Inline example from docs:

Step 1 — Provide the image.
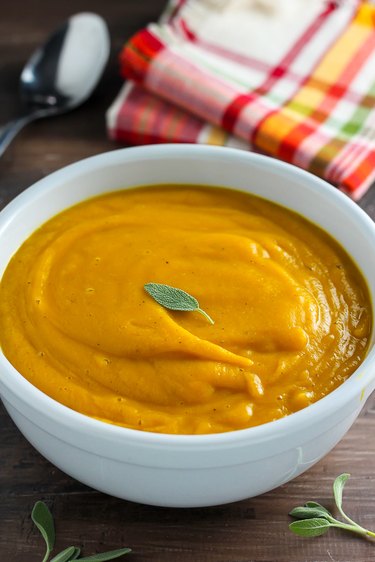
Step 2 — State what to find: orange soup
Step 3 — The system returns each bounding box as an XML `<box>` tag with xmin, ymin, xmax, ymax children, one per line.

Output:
<box><xmin>0</xmin><ymin>186</ymin><xmax>371</xmax><ymax>434</ymax></box>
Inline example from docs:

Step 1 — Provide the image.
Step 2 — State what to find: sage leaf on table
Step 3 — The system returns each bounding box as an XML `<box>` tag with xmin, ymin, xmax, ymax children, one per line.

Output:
<box><xmin>304</xmin><ymin>501</ymin><xmax>332</xmax><ymax>517</ymax></box>
<box><xmin>289</xmin><ymin>473</ymin><xmax>375</xmax><ymax>541</ymax></box>
<box><xmin>144</xmin><ymin>282</ymin><xmax>214</xmax><ymax>324</ymax></box>
<box><xmin>31</xmin><ymin>501</ymin><xmax>55</xmax><ymax>562</ymax></box>
<box><xmin>31</xmin><ymin>501</ymin><xmax>131</xmax><ymax>561</ymax></box>
<box><xmin>289</xmin><ymin>517</ymin><xmax>332</xmax><ymax>537</ymax></box>
<box><xmin>333</xmin><ymin>473</ymin><xmax>357</xmax><ymax>525</ymax></box>
<box><xmin>78</xmin><ymin>549</ymin><xmax>132</xmax><ymax>561</ymax></box>
<box><xmin>50</xmin><ymin>546</ymin><xmax>79</xmax><ymax>562</ymax></box>
<box><xmin>289</xmin><ymin>506</ymin><xmax>332</xmax><ymax>521</ymax></box>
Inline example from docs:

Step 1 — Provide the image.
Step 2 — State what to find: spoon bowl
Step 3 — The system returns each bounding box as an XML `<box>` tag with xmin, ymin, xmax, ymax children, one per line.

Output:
<box><xmin>0</xmin><ymin>13</ymin><xmax>110</xmax><ymax>157</ymax></box>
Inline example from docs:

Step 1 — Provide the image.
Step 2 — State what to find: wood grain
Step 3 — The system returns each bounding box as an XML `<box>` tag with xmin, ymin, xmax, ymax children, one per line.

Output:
<box><xmin>1</xmin><ymin>1</ymin><xmax>375</xmax><ymax>561</ymax></box>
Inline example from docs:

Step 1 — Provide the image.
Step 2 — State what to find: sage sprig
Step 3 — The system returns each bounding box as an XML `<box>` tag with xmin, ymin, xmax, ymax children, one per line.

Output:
<box><xmin>32</xmin><ymin>501</ymin><xmax>131</xmax><ymax>561</ymax></box>
<box><xmin>144</xmin><ymin>282</ymin><xmax>214</xmax><ymax>324</ymax></box>
<box><xmin>289</xmin><ymin>473</ymin><xmax>375</xmax><ymax>540</ymax></box>
<box><xmin>32</xmin><ymin>501</ymin><xmax>56</xmax><ymax>562</ymax></box>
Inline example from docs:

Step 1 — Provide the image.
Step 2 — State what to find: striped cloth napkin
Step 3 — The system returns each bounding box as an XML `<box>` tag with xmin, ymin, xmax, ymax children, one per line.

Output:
<box><xmin>107</xmin><ymin>0</ymin><xmax>375</xmax><ymax>199</ymax></box>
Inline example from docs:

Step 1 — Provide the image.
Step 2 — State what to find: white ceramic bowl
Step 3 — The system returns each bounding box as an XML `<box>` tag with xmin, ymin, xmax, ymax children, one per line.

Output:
<box><xmin>0</xmin><ymin>145</ymin><xmax>374</xmax><ymax>508</ymax></box>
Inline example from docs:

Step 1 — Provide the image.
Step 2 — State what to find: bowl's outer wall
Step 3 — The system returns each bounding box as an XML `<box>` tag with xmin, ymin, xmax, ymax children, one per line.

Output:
<box><xmin>2</xmin><ymin>397</ymin><xmax>362</xmax><ymax>507</ymax></box>
<box><xmin>0</xmin><ymin>145</ymin><xmax>375</xmax><ymax>506</ymax></box>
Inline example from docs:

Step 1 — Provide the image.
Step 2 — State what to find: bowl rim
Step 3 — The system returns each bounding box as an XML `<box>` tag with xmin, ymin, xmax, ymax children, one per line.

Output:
<box><xmin>1</xmin><ymin>143</ymin><xmax>374</xmax><ymax>448</ymax></box>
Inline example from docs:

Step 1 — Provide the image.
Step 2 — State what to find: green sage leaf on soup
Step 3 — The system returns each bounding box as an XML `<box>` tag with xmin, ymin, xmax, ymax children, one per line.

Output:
<box><xmin>31</xmin><ymin>501</ymin><xmax>55</xmax><ymax>561</ymax></box>
<box><xmin>78</xmin><ymin>547</ymin><xmax>132</xmax><ymax>561</ymax></box>
<box><xmin>289</xmin><ymin>517</ymin><xmax>331</xmax><ymax>537</ymax></box>
<box><xmin>144</xmin><ymin>282</ymin><xmax>214</xmax><ymax>324</ymax></box>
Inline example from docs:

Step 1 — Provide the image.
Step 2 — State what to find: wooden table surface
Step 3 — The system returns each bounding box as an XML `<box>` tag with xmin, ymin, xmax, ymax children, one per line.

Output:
<box><xmin>1</xmin><ymin>2</ymin><xmax>375</xmax><ymax>561</ymax></box>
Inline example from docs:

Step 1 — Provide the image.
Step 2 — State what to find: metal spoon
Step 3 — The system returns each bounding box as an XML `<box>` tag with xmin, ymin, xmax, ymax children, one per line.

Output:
<box><xmin>0</xmin><ymin>12</ymin><xmax>110</xmax><ymax>158</ymax></box>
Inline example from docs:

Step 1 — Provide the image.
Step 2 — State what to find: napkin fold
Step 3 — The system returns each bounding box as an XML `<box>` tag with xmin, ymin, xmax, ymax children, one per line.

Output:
<box><xmin>107</xmin><ymin>0</ymin><xmax>375</xmax><ymax>199</ymax></box>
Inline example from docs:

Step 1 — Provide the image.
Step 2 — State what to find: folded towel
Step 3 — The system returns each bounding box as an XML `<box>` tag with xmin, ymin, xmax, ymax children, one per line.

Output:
<box><xmin>107</xmin><ymin>0</ymin><xmax>375</xmax><ymax>199</ymax></box>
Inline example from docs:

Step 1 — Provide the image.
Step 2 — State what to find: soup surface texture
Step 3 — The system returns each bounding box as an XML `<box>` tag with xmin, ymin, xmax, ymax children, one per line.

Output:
<box><xmin>0</xmin><ymin>186</ymin><xmax>371</xmax><ymax>434</ymax></box>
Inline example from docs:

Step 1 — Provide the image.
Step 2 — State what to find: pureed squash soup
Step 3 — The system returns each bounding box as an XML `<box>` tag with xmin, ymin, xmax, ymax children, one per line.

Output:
<box><xmin>0</xmin><ymin>185</ymin><xmax>371</xmax><ymax>434</ymax></box>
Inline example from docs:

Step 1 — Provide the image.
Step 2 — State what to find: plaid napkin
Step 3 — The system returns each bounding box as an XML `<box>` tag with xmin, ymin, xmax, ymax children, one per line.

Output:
<box><xmin>107</xmin><ymin>0</ymin><xmax>375</xmax><ymax>199</ymax></box>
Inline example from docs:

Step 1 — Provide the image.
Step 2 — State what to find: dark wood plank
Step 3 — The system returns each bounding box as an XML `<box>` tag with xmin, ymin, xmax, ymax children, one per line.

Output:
<box><xmin>1</xmin><ymin>1</ymin><xmax>375</xmax><ymax>561</ymax></box>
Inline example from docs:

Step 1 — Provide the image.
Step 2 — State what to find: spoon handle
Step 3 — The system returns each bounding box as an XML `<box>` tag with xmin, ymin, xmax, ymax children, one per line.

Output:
<box><xmin>0</xmin><ymin>114</ymin><xmax>36</xmax><ymax>158</ymax></box>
